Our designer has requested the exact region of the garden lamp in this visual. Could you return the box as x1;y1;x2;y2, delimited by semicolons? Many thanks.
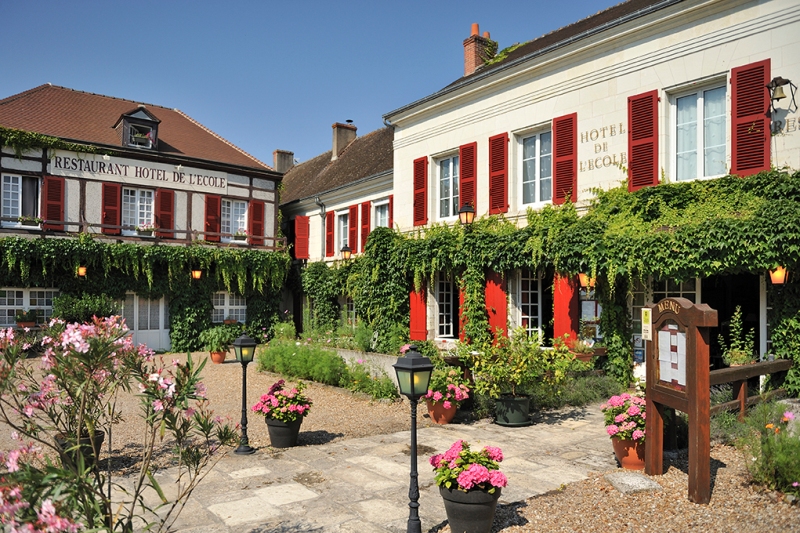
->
341;245;352;260
191;269;202;280
769;266;787;285
232;334;257;455
393;345;433;533
458;204;475;225
578;273;595;289
77;266;87;277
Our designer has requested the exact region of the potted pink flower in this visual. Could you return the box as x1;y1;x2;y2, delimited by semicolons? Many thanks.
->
601;392;646;470
423;367;470;424
430;440;507;533
252;380;312;448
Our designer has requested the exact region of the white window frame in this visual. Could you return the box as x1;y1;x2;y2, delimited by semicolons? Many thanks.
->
336;210;349;255
436;153;460;220
121;187;154;236
1;174;40;228
0;288;59;327
517;268;544;339
518;129;552;207
436;272;457;339
373;199;389;229
211;291;247;323
221;198;248;243
128;124;154;149
579;287;603;341
669;80;728;182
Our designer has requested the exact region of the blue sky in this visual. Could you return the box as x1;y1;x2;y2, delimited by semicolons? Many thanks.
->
2;0;617;165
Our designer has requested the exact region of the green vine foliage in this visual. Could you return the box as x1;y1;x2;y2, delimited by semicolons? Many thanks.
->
296;170;800;388
0;126;103;158
0;234;290;352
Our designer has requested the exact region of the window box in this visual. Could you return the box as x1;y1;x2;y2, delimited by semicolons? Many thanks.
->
136;230;153;237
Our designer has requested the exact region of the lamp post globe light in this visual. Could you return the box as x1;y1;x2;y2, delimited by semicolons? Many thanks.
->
393;345;433;533
233;333;258;455
458;204;475;225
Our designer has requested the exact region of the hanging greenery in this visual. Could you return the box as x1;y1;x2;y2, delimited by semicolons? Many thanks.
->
296;169;800;386
0;126;103;158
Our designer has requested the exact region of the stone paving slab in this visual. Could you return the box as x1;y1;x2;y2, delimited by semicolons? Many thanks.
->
143;403;620;532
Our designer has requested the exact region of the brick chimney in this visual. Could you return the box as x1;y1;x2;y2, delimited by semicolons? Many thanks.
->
463;23;493;77
273;149;294;173
332;122;357;161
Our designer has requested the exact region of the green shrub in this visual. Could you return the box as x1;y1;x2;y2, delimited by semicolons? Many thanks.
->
198;324;240;352
353;322;374;352
273;322;296;340
255;340;347;386
52;293;119;323
342;360;398;400
529;373;623;410
739;401;800;497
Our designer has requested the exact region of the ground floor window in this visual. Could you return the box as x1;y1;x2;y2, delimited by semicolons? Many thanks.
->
120;293;170;352
0;288;58;326
652;278;699;303
580;286;602;341
436;272;457;338
212;292;246;323
518;269;542;338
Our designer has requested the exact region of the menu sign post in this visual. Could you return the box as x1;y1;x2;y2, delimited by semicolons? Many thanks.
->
644;297;717;504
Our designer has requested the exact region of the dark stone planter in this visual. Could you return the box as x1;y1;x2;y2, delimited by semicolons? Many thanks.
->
494;394;531;427
54;430;105;471
265;417;302;448
440;485;501;533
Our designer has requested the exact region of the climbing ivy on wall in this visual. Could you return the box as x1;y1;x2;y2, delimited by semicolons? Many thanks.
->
0;126;103;158
0;234;290;351
298;170;800;386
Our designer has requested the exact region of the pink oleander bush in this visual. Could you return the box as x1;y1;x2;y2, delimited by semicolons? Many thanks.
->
252;380;312;423
429;440;507;493
424;367;470;410
601;392;647;442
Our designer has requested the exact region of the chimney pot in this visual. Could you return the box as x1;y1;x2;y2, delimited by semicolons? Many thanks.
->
332;122;357;161
273;149;294;173
471;23;479;36
483;31;490;39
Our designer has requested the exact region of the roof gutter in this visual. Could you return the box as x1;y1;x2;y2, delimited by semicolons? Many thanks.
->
383;0;683;121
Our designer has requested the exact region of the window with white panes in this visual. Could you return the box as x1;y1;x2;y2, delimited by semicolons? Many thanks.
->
520;131;552;205
374;201;389;228
580;287;603;341
673;85;727;181
437;272;457;338
629;280;648;339
337;212;349;252
438;155;459;218
2;174;40;227
221;199;247;238
122;188;154;232
518;269;543;337
0;288;58;326
212;292;246;323
652;278;700;304
343;297;356;327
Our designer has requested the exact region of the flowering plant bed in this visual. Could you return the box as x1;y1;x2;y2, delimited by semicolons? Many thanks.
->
424;367;470;409
430;440;507;493
252;380;312;423
601;393;646;442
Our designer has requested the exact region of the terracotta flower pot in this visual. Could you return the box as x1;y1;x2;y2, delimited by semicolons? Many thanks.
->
426;399;457;424
611;436;645;470
210;351;227;364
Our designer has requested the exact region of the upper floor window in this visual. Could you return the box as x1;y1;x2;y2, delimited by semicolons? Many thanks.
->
521;131;552;205
129;124;154;149
118;106;160;150
122;187;153;234
374;200;389;228
221;199;247;240
673;85;727;181
337;211;349;251
438;155;459;219
1;174;39;227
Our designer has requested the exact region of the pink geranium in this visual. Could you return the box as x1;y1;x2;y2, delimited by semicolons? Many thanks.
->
430;440;506;493
601;393;646;442
251;380;312;423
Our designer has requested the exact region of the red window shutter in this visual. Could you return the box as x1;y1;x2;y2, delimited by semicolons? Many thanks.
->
553;274;579;341
731;59;770;176
155;189;175;239
410;285;427;341
552;113;578;204
294;215;310;260
485;271;508;340
488;133;509;214
248;200;265;246
459;142;477;210
628;90;659;191
360;201;371;252
325;211;334;257
204;194;221;242
348;205;358;253
101;182;121;235
388;195;394;229
413;157;428;226
41;176;65;231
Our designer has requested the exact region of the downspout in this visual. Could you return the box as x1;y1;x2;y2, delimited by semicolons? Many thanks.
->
314;196;326;259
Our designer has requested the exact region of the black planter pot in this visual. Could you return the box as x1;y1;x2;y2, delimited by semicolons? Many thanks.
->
265;417;302;448
53;430;105;471
494;394;531;427
440;485;501;533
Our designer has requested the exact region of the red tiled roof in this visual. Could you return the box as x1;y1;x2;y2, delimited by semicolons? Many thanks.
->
281;126;393;204
0;84;271;171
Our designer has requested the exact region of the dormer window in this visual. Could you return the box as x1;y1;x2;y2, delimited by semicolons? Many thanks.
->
115;106;160;150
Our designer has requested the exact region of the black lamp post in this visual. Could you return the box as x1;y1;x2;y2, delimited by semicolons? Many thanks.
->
393;345;433;533
232;333;257;455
